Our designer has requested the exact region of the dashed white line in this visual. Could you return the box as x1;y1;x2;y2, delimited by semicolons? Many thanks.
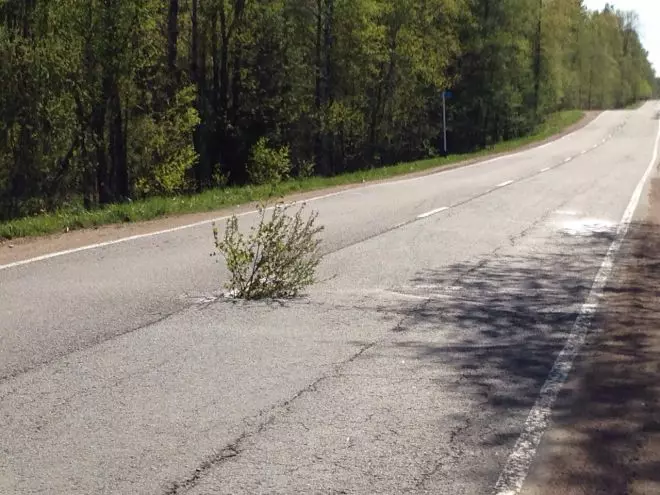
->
580;150;588;155
417;207;449;219
496;180;515;188
591;144;599;149
0;112;608;272
493;115;660;495
540;167;551;173
563;157;573;163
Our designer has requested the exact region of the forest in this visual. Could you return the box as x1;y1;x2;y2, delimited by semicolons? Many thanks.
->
0;0;657;221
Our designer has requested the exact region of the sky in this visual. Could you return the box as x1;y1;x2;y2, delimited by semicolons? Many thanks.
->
583;0;660;75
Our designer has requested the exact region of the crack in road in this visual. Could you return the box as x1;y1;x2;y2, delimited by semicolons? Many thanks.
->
1;120;624;389
161;133;629;492
0;308;184;392
163;341;377;494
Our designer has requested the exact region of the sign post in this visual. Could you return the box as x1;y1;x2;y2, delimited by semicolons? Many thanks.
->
442;91;453;156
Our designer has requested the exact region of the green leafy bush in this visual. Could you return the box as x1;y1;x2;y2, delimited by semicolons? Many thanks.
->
247;137;292;185
213;202;324;299
295;159;315;179
133;86;200;197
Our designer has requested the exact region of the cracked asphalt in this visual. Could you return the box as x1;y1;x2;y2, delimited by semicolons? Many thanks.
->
1;103;659;494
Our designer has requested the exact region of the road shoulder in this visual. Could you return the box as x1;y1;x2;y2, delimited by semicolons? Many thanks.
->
521;176;660;495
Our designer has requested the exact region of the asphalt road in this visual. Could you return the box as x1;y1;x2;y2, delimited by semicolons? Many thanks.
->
1;102;659;494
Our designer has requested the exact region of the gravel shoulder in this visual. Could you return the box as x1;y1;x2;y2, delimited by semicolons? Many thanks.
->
521;176;660;495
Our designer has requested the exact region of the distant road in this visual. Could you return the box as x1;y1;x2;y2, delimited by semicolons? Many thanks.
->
1;102;659;494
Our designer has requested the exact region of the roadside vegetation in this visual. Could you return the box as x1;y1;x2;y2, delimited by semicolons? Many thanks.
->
213;202;323;299
0;110;583;240
1;1;657;241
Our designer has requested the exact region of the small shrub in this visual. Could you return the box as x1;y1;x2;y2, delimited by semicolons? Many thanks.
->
213;202;324;299
247;137;292;185
211;170;230;188
296;159;315;179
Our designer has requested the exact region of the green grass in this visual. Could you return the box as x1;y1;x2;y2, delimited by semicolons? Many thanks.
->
0;110;584;241
623;99;646;110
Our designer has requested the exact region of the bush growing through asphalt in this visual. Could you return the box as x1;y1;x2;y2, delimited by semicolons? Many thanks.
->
213;202;324;299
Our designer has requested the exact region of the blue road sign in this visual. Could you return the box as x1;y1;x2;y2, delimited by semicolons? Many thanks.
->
443;90;454;99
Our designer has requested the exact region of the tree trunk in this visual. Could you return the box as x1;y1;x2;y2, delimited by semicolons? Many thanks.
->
314;0;324;174
211;6;220;116
194;1;213;189
109;81;128;200
218;0;229;120
314;0;334;176
167;0;180;80
190;0;199;84
93;114;111;206
230;50;241;125
533;0;542;117
368;22;398;162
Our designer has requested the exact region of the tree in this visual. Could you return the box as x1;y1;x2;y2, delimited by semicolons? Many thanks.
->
0;0;656;222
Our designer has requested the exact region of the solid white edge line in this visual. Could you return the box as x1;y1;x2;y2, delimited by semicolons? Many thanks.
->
492;116;660;495
417;207;449;219
496;180;515;188
0;112;608;271
0;190;346;271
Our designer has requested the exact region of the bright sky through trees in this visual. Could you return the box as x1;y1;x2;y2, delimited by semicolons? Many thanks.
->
584;0;660;74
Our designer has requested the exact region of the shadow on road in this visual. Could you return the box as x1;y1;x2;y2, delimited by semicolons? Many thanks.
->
378;220;660;492
537;221;660;494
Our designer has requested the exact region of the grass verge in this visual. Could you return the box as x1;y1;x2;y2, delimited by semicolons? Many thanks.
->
623;98;652;110
0;110;584;241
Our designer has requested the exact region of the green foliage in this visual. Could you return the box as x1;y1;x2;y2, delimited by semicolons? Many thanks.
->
247;137;292;186
133;86;200;196
0;0;655;225
213;203;324;300
295;160;316;180
0;109;583;241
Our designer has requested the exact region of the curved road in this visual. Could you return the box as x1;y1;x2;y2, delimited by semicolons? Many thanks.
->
1;102;659;494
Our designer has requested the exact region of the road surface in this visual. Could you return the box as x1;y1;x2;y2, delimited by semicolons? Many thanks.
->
1;102;659;494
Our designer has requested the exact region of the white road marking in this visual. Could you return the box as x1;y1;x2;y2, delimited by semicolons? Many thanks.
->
0;112;608;271
580;150;588;155
563;157;573;163
0;190;346;272
417;207;449;219
540;167;551;173
496;180;514;188
493;115;660;495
